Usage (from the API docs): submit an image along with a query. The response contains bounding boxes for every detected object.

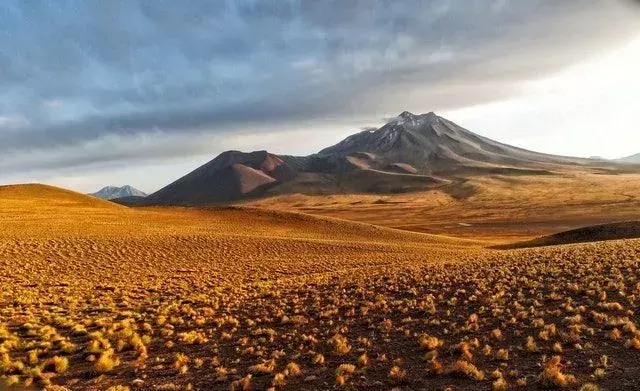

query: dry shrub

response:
[538,356,576,387]
[95,349,120,373]
[446,360,485,381]
[419,334,444,350]
[492,377,508,391]
[388,365,408,385]
[230,374,252,391]
[329,334,352,355]
[335,363,356,386]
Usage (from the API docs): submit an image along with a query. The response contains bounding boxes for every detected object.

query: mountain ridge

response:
[616,153,640,163]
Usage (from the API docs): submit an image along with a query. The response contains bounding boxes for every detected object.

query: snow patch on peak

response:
[392,111,438,128]
[398,111,415,118]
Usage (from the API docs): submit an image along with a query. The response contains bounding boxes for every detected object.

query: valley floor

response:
[248,172,640,244]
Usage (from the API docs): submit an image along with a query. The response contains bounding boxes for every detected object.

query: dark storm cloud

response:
[1,0,639,171]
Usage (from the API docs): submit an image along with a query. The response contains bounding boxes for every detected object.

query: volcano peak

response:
[398,110,416,118]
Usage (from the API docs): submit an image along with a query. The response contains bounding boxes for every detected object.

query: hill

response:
[90,185,147,200]
[494,221,640,249]
[144,111,625,206]
[0,182,479,282]
[0,183,123,211]
[0,182,474,243]
[0,184,130,237]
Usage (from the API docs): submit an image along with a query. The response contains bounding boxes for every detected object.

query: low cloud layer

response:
[1,0,639,183]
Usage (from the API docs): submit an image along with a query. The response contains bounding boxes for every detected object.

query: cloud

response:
[42,99,63,108]
[0,124,353,193]
[1,0,639,176]
[0,115,29,129]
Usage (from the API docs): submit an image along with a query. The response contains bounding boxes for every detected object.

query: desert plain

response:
[2,167,640,391]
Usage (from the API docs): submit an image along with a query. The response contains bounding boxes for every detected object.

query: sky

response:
[1,0,639,193]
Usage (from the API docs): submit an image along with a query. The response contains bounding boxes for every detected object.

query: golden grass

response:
[1,183,640,390]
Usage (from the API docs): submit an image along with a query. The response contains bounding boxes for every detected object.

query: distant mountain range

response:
[616,153,640,164]
[90,185,147,200]
[123,111,635,206]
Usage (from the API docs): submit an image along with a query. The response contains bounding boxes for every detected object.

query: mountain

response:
[317,111,586,170]
[144,151,290,205]
[90,185,147,200]
[142,111,621,206]
[616,153,640,163]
